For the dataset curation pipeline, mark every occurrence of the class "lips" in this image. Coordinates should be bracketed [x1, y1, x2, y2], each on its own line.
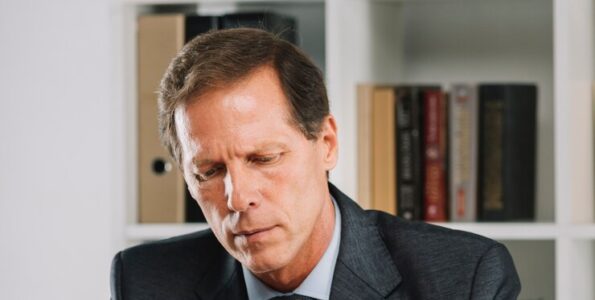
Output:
[233, 225, 277, 241]
[234, 225, 275, 236]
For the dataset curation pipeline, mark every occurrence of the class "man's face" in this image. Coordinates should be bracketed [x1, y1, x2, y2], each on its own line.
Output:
[175, 66, 338, 277]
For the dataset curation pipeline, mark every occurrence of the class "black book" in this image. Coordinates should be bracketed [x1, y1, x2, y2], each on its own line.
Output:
[395, 86, 439, 221]
[477, 84, 537, 221]
[185, 16, 220, 41]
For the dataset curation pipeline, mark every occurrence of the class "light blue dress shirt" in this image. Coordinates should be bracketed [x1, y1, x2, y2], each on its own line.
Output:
[242, 196, 342, 300]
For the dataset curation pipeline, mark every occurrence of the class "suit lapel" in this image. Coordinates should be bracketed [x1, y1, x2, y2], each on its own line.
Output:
[329, 183, 402, 299]
[193, 246, 247, 300]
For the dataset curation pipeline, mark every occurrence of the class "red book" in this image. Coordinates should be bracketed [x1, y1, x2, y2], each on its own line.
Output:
[423, 90, 448, 222]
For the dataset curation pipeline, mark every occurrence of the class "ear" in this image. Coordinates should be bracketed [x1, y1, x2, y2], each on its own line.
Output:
[318, 114, 339, 171]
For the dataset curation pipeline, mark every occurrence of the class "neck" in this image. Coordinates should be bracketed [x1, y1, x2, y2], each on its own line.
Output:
[256, 196, 336, 292]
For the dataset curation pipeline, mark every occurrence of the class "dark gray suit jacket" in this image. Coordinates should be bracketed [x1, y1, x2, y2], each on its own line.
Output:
[111, 183, 521, 299]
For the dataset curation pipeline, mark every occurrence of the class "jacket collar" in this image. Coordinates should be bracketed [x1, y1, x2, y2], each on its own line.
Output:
[193, 182, 402, 299]
[329, 183, 402, 299]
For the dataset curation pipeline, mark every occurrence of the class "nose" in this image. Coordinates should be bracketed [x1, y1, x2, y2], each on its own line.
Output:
[224, 164, 260, 212]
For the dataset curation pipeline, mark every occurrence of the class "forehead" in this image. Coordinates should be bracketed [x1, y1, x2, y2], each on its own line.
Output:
[175, 66, 302, 157]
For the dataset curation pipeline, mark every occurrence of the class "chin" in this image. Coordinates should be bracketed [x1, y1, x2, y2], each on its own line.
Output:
[242, 248, 291, 274]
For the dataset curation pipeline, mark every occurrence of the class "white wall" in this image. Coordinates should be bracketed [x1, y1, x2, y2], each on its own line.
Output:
[0, 0, 116, 298]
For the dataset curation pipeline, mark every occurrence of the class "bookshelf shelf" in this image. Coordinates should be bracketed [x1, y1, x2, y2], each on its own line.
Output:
[440, 223, 595, 240]
[438, 223, 559, 240]
[126, 223, 210, 241]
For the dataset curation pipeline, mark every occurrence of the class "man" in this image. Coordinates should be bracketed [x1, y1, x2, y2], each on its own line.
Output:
[111, 28, 520, 300]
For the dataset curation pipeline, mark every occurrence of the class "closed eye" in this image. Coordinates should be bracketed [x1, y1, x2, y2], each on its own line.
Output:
[249, 153, 282, 165]
[196, 164, 226, 182]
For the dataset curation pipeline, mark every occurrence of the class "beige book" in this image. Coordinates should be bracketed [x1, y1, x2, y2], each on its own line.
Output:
[357, 85, 397, 215]
[138, 15, 186, 223]
[371, 87, 397, 215]
[449, 84, 478, 222]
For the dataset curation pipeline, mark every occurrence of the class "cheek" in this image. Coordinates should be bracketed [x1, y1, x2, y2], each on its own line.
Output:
[263, 151, 323, 210]
[257, 163, 304, 203]
[279, 147, 325, 186]
[189, 180, 229, 224]
[196, 184, 224, 206]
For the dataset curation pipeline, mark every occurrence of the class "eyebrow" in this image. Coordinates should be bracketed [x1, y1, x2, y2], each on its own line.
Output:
[192, 141, 289, 167]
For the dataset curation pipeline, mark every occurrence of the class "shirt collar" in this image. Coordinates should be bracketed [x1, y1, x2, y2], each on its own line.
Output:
[242, 195, 342, 300]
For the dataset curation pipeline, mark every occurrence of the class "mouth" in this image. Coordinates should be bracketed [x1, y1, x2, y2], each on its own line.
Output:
[233, 225, 277, 241]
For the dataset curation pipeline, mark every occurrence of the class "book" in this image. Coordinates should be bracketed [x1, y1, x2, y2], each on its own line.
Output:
[356, 85, 397, 214]
[477, 84, 537, 221]
[372, 87, 397, 215]
[422, 89, 448, 222]
[449, 84, 478, 222]
[396, 86, 439, 220]
[138, 14, 191, 223]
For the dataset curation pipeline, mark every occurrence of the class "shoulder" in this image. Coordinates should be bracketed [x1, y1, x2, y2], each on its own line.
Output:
[329, 183, 519, 298]
[371, 210, 497, 255]
[366, 211, 519, 297]
[111, 229, 223, 299]
[116, 229, 221, 266]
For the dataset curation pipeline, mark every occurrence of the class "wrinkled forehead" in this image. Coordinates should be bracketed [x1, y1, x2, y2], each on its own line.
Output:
[172, 86, 300, 166]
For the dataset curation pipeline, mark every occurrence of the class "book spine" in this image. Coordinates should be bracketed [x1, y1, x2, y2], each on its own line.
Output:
[372, 88, 397, 215]
[137, 15, 187, 223]
[479, 92, 506, 221]
[449, 84, 478, 222]
[423, 90, 448, 222]
[478, 84, 537, 221]
[396, 87, 422, 220]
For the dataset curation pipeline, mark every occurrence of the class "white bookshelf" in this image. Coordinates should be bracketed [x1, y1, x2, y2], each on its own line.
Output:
[113, 0, 595, 299]
[126, 223, 210, 242]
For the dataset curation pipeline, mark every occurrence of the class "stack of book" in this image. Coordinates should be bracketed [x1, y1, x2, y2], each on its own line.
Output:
[358, 84, 537, 222]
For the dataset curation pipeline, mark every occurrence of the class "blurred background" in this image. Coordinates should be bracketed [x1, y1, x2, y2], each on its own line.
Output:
[1, 0, 594, 299]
